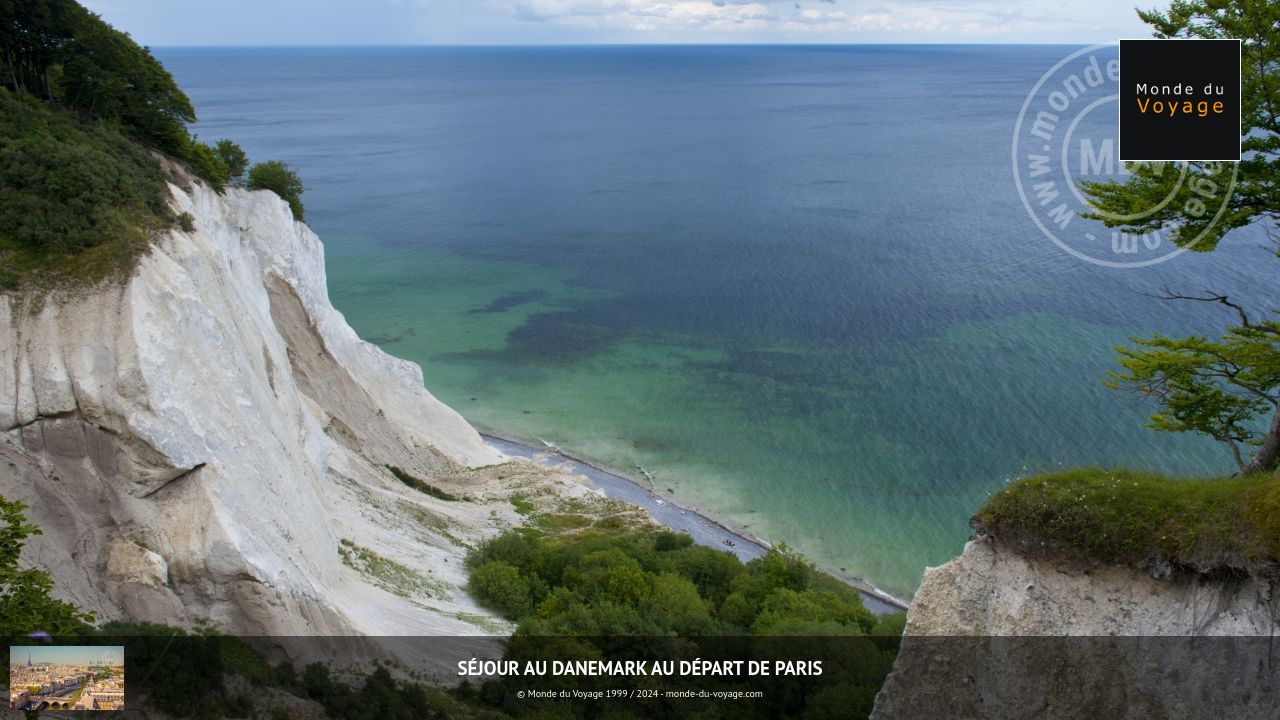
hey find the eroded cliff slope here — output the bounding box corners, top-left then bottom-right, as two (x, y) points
(872, 537), (1280, 719)
(0, 171), (567, 637)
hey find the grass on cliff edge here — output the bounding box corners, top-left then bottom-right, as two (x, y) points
(974, 467), (1280, 579)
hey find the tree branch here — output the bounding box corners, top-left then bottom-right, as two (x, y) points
(1142, 285), (1254, 326)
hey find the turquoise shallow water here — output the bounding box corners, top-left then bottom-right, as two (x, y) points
(162, 45), (1272, 598)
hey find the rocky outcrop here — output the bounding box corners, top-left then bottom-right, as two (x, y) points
(872, 537), (1280, 719)
(893, 537), (1277, 636)
(0, 170), (537, 638)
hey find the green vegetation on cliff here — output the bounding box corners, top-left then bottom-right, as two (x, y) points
(0, 90), (173, 288)
(975, 468), (1280, 579)
(0, 0), (302, 288)
(1, 0), (195, 158)
(248, 159), (306, 221)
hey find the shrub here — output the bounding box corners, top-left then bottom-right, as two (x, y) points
(466, 530), (541, 571)
(0, 89), (178, 288)
(641, 572), (714, 635)
(385, 465), (460, 501)
(185, 139), (230, 192)
(214, 139), (249, 185)
(248, 160), (305, 220)
(469, 561), (532, 619)
(0, 90), (172, 254)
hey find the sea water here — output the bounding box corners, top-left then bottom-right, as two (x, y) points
(161, 45), (1271, 598)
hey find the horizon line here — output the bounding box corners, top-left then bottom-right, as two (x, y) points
(150, 40), (1123, 50)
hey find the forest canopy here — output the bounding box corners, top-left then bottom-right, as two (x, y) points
(465, 529), (905, 719)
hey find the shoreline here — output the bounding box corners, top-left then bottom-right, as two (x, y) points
(479, 431), (911, 615)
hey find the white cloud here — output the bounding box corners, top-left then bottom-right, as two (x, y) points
(502, 0), (777, 30)
(485, 0), (1125, 38)
(81, 0), (1150, 46)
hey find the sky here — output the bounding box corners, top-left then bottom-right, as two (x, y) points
(80, 0), (1152, 46)
(10, 646), (125, 666)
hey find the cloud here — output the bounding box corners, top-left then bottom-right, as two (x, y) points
(81, 0), (1148, 46)
(499, 0), (846, 32)
(509, 1), (754, 23)
(488, 0), (1104, 37)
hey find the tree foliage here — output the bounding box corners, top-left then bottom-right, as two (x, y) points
(0, 1), (297, 285)
(467, 530), (885, 636)
(213, 139), (248, 185)
(1080, 0), (1279, 252)
(466, 530), (903, 719)
(1, 0), (194, 156)
(0, 0), (78, 99)
(468, 561), (533, 619)
(1084, 1), (1280, 475)
(186, 139), (230, 192)
(57, 7), (195, 155)
(1107, 321), (1280, 474)
(248, 160), (305, 220)
(0, 89), (172, 254)
(0, 495), (95, 638)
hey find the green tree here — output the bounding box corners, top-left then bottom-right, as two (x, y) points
(603, 563), (651, 606)
(1107, 320), (1280, 474)
(214, 139), (249, 185)
(469, 561), (532, 619)
(186, 139), (230, 192)
(0, 0), (78, 99)
(1082, 1), (1280, 475)
(659, 544), (742, 605)
(0, 495), (95, 636)
(248, 160), (306, 220)
(53, 5), (195, 155)
(1081, 0), (1278, 253)
(0, 89), (170, 253)
(640, 572), (714, 635)
(751, 588), (874, 636)
(1, 2), (251, 194)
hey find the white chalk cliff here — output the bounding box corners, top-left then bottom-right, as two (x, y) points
(871, 537), (1280, 719)
(0, 168), (540, 637)
(894, 537), (1277, 636)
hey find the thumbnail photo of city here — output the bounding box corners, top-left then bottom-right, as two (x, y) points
(8, 645), (124, 711)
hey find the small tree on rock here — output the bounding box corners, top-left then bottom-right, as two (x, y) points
(247, 160), (304, 220)
(213, 139), (248, 186)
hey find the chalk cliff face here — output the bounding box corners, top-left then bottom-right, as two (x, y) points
(0, 171), (533, 637)
(872, 537), (1280, 719)
(893, 537), (1276, 637)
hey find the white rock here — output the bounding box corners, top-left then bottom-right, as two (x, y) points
(1, 174), (509, 640)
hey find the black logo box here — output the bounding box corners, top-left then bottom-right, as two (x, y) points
(1119, 38), (1241, 162)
